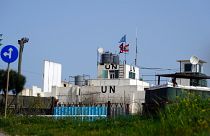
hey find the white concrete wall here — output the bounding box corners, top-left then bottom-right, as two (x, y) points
(29, 78), (150, 114)
(87, 79), (149, 87)
(125, 65), (139, 80)
(80, 85), (145, 114)
(21, 86), (44, 97)
(21, 88), (32, 96)
(50, 85), (80, 104)
(43, 61), (62, 92)
(176, 78), (190, 86)
(97, 65), (104, 78)
(80, 79), (149, 114)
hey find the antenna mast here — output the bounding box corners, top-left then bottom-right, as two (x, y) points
(135, 28), (138, 66)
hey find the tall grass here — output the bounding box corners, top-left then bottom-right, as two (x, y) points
(159, 93), (210, 136)
(0, 94), (209, 136)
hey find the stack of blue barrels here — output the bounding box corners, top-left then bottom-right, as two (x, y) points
(54, 106), (107, 121)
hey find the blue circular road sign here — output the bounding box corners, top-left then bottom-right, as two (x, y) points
(1, 45), (18, 63)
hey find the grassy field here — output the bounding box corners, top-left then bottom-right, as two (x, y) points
(0, 94), (209, 136)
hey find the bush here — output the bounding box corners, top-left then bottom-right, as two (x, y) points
(159, 93), (210, 135)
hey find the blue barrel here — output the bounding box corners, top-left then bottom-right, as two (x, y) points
(54, 107), (58, 115)
(64, 107), (68, 115)
(88, 107), (91, 115)
(78, 107), (82, 115)
(85, 107), (89, 115)
(68, 107), (72, 115)
(102, 107), (107, 116)
(95, 107), (99, 116)
(75, 107), (78, 115)
(61, 107), (64, 115)
(72, 107), (75, 116)
(92, 107), (95, 115)
(57, 107), (60, 115)
(99, 107), (101, 116)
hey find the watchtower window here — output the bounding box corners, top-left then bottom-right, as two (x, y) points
(198, 64), (202, 73)
(184, 64), (192, 72)
(110, 70), (115, 79)
(129, 71), (135, 79)
(102, 70), (108, 78)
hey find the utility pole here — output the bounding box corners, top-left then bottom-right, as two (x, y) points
(16, 37), (29, 111)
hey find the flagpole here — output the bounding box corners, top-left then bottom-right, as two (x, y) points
(124, 35), (127, 64)
(124, 47), (126, 64)
(124, 53), (126, 64)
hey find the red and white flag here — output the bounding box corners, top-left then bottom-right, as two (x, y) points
(119, 43), (129, 53)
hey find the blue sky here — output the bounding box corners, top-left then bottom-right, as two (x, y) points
(1, 0), (210, 88)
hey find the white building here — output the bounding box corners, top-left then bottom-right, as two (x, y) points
(22, 51), (150, 114)
(40, 51), (149, 114)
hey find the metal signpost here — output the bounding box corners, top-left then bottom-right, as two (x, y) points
(1, 45), (18, 118)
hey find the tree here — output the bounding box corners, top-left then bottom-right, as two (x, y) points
(0, 69), (26, 97)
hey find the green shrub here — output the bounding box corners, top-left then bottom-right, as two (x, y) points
(159, 93), (210, 136)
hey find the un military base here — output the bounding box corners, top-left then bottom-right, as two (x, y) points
(0, 35), (210, 135)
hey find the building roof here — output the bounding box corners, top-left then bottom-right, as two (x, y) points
(156, 72), (210, 79)
(148, 82), (210, 91)
(176, 59), (207, 63)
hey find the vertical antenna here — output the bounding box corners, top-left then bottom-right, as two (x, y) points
(135, 28), (138, 66)
(97, 47), (99, 66)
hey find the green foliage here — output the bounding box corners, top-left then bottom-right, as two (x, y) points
(0, 69), (26, 95)
(159, 93), (210, 136)
(0, 94), (209, 136)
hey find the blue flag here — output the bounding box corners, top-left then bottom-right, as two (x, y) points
(119, 35), (126, 43)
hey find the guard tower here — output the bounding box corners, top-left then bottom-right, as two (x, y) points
(156, 56), (210, 87)
(176, 56), (207, 86)
(177, 56), (206, 74)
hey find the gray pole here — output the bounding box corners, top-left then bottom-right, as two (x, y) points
(16, 41), (23, 111)
(4, 63), (10, 118)
(18, 44), (23, 75)
(16, 37), (29, 111)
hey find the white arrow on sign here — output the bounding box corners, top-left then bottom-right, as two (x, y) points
(3, 48), (13, 59)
